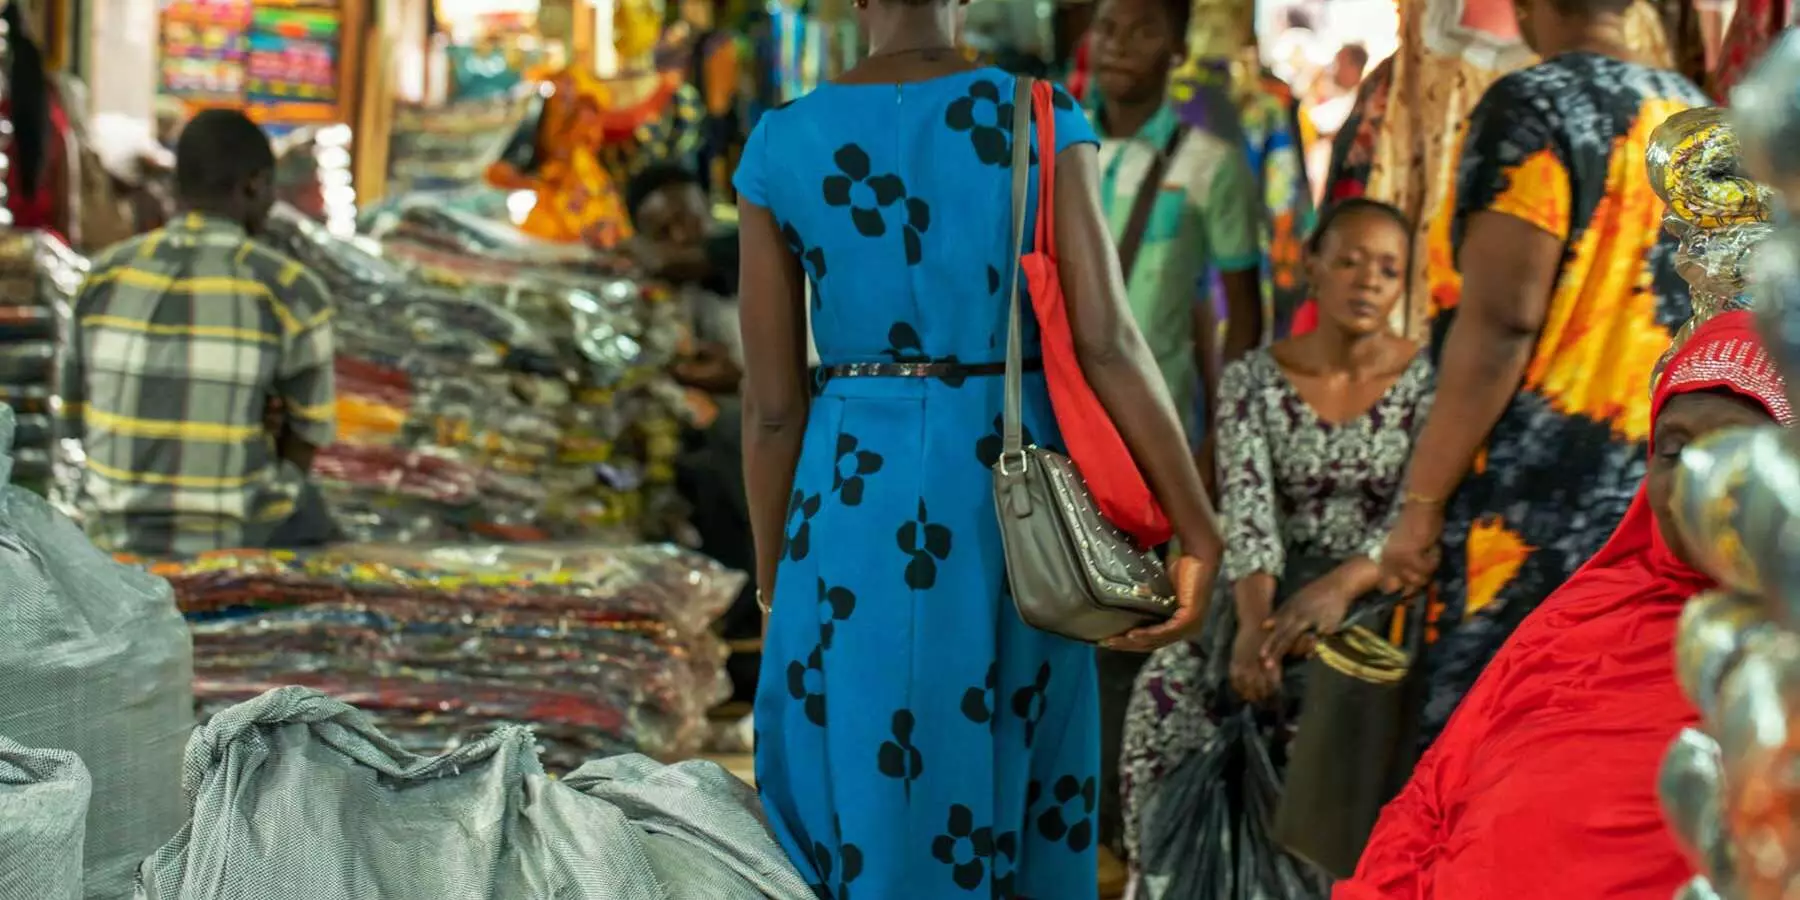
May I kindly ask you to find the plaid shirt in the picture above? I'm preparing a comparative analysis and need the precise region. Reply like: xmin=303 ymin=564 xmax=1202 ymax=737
xmin=60 ymin=213 xmax=336 ymax=555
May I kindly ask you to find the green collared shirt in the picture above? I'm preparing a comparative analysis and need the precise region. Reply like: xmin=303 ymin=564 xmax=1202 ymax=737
xmin=1088 ymin=96 xmax=1260 ymax=434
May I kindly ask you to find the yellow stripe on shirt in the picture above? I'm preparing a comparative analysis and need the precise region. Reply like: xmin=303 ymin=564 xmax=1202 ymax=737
xmin=79 ymin=314 xmax=281 ymax=345
xmin=83 ymin=406 xmax=266 ymax=442
xmin=86 ymin=456 xmax=265 ymax=488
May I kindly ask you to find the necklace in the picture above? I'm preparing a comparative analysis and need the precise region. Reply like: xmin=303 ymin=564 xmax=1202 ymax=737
xmin=866 ymin=45 xmax=958 ymax=62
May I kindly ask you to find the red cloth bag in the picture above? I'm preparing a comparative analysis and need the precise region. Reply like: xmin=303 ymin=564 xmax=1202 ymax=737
xmin=1016 ymin=81 xmax=1172 ymax=548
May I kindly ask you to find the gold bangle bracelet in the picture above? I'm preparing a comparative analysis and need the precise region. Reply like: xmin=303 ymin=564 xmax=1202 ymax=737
xmin=756 ymin=589 xmax=771 ymax=615
xmin=1403 ymin=491 xmax=1445 ymax=507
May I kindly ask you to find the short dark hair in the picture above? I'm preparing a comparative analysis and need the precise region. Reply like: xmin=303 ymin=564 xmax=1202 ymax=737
xmin=1340 ymin=43 xmax=1370 ymax=71
xmin=174 ymin=109 xmax=275 ymax=201
xmin=1162 ymin=0 xmax=1191 ymax=45
xmin=1306 ymin=198 xmax=1413 ymax=255
xmin=625 ymin=163 xmax=702 ymax=223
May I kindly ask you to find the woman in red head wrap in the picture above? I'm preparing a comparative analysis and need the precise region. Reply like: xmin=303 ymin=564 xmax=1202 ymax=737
xmin=1337 ymin=310 xmax=1794 ymax=900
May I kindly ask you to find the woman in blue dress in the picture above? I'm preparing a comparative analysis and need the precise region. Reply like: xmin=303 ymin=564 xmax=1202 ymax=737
xmin=733 ymin=0 xmax=1223 ymax=896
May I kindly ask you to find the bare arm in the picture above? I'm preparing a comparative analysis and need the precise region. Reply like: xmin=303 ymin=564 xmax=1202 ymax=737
xmin=1053 ymin=143 xmax=1221 ymax=557
xmin=736 ymin=198 xmax=810 ymax=602
xmin=1401 ymin=211 xmax=1561 ymax=502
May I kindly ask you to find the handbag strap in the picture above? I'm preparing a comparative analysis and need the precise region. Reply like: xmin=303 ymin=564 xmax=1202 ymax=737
xmin=1115 ymin=125 xmax=1184 ymax=284
xmin=1001 ymin=76 xmax=1034 ymax=465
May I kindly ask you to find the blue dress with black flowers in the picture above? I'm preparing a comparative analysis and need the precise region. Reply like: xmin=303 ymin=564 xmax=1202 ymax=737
xmin=734 ymin=69 xmax=1101 ymax=899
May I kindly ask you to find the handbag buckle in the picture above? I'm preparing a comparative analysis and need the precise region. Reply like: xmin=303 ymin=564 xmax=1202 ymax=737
xmin=997 ymin=450 xmax=1029 ymax=476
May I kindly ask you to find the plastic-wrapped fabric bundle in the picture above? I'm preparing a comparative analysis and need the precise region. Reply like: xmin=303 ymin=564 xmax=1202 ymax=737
xmin=139 ymin=687 xmax=815 ymax=900
xmin=134 ymin=542 xmax=738 ymax=763
xmin=0 ymin=404 xmax=195 ymax=898
xmin=0 ymin=231 xmax=86 ymax=495
xmin=0 ymin=736 xmax=90 ymax=900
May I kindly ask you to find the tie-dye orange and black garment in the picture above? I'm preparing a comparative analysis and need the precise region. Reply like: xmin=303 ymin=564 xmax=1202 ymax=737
xmin=1418 ymin=52 xmax=1708 ymax=745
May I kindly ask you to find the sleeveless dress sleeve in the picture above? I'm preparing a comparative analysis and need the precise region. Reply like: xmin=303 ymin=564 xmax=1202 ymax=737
xmin=733 ymin=113 xmax=773 ymax=208
xmin=1046 ymin=84 xmax=1098 ymax=154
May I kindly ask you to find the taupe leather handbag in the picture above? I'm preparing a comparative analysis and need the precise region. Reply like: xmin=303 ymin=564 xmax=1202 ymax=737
xmin=990 ymin=78 xmax=1176 ymax=644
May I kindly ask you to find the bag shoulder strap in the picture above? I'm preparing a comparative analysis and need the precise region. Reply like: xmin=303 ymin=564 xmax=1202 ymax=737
xmin=1116 ymin=125 xmax=1185 ymax=284
xmin=1000 ymin=76 xmax=1034 ymax=464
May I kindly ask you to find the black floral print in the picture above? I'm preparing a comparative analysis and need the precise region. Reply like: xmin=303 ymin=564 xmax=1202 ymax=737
xmin=823 ymin=144 xmax=906 ymax=237
xmin=786 ymin=646 xmax=828 ymax=726
xmin=944 ymin=79 xmax=1017 ymax=167
xmin=897 ymin=499 xmax=954 ymax=590
xmin=783 ymin=221 xmax=829 ymax=284
xmin=816 ymin=578 xmax=856 ymax=650
xmin=833 ymin=434 xmax=884 ymax=506
xmin=976 ymin=415 xmax=1035 ymax=469
xmin=1012 ymin=662 xmax=1052 ymax=747
xmin=785 ymin=491 xmax=824 ymax=561
xmin=883 ymin=323 xmax=967 ymax=386
xmin=1035 ymin=775 xmax=1096 ymax=852
xmin=931 ymin=804 xmax=997 ymax=890
xmin=876 ymin=709 xmax=925 ymax=793
xmin=960 ymin=662 xmax=998 ymax=728
xmin=809 ymin=839 xmax=864 ymax=900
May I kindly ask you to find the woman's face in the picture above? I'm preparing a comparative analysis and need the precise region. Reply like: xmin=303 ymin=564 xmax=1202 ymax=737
xmin=1306 ymin=210 xmax=1408 ymax=337
xmin=1648 ymin=390 xmax=1775 ymax=564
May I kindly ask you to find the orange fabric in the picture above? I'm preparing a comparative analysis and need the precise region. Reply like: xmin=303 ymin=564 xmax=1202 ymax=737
xmin=1338 ymin=311 xmax=1788 ymax=900
xmin=1019 ymin=81 xmax=1171 ymax=547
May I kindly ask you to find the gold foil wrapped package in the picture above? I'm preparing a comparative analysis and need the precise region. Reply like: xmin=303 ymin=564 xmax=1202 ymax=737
xmin=1714 ymin=632 xmax=1800 ymax=898
xmin=1678 ymin=590 xmax=1778 ymax=721
xmin=1648 ymin=108 xmax=1773 ymax=231
xmin=1659 ymin=727 xmax=1734 ymax=880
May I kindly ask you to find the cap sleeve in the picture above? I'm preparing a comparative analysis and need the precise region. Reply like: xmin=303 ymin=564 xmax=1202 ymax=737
xmin=1450 ymin=72 xmax=1571 ymax=253
xmin=732 ymin=114 xmax=773 ymax=208
xmin=1047 ymin=83 xmax=1098 ymax=153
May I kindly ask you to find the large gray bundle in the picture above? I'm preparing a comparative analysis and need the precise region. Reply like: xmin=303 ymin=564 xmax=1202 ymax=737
xmin=0 ymin=736 xmax=91 ymax=900
xmin=0 ymin=405 xmax=194 ymax=899
xmin=140 ymin=687 xmax=814 ymax=900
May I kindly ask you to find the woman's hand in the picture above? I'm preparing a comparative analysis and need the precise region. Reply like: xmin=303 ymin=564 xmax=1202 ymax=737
xmin=1259 ymin=560 xmax=1375 ymax=665
xmin=1230 ymin=623 xmax=1279 ymax=705
xmin=1104 ymin=551 xmax=1217 ymax=653
xmin=1378 ymin=501 xmax=1445 ymax=595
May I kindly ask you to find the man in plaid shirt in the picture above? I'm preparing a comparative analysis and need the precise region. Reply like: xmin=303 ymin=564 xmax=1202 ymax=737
xmin=60 ymin=109 xmax=337 ymax=555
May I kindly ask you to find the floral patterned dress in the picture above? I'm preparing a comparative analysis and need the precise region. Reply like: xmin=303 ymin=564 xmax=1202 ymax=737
xmin=1119 ymin=349 xmax=1434 ymax=870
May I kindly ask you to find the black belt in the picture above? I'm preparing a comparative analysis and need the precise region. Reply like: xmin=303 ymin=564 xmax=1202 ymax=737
xmin=817 ymin=358 xmax=1042 ymax=381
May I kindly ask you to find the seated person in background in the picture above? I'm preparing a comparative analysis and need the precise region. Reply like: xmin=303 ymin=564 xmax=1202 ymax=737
xmin=1121 ymin=199 xmax=1432 ymax=894
xmin=625 ymin=163 xmax=760 ymax=699
xmin=625 ymin=163 xmax=741 ymax=399
xmin=60 ymin=109 xmax=338 ymax=555
xmin=1338 ymin=310 xmax=1792 ymax=900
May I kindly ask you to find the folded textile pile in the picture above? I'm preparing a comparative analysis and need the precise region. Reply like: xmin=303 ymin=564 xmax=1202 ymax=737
xmin=0 ymin=736 xmax=90 ymax=900
xmin=0 ymin=404 xmax=195 ymax=899
xmin=0 ymin=232 xmax=84 ymax=497
xmin=130 ymin=542 xmax=737 ymax=766
xmin=257 ymin=204 xmax=690 ymax=543
xmin=139 ymin=687 xmax=815 ymax=900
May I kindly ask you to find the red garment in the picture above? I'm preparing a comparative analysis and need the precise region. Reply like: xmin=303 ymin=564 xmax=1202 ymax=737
xmin=1 ymin=93 xmax=68 ymax=239
xmin=1069 ymin=34 xmax=1091 ymax=103
xmin=1290 ymin=299 xmax=1319 ymax=336
xmin=1713 ymin=0 xmax=1791 ymax=103
xmin=1019 ymin=80 xmax=1172 ymax=547
xmin=1338 ymin=311 xmax=1792 ymax=900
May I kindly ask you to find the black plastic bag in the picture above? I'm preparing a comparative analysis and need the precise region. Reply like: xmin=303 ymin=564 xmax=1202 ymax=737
xmin=1138 ymin=709 xmax=1330 ymax=899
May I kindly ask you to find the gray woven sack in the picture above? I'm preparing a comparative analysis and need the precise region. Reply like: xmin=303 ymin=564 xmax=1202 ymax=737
xmin=0 ymin=404 xmax=194 ymax=899
xmin=0 ymin=735 xmax=91 ymax=900
xmin=140 ymin=686 xmax=814 ymax=900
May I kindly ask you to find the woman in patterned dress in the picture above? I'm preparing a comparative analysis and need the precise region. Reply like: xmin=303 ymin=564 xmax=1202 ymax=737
xmin=1120 ymin=199 xmax=1433 ymax=894
xmin=733 ymin=0 xmax=1222 ymax=895
xmin=1374 ymin=0 xmax=1710 ymax=747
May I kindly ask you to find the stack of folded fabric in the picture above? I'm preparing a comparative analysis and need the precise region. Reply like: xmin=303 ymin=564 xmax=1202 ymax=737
xmin=133 ymin=542 xmax=739 ymax=767
xmin=0 ymin=232 xmax=85 ymax=497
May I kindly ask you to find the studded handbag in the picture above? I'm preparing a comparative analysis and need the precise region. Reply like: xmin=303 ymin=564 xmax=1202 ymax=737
xmin=990 ymin=78 xmax=1175 ymax=644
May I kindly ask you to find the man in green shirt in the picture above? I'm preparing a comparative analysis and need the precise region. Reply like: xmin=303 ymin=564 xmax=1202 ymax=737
xmin=1086 ymin=0 xmax=1263 ymax=443
xmin=1082 ymin=0 xmax=1263 ymax=866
